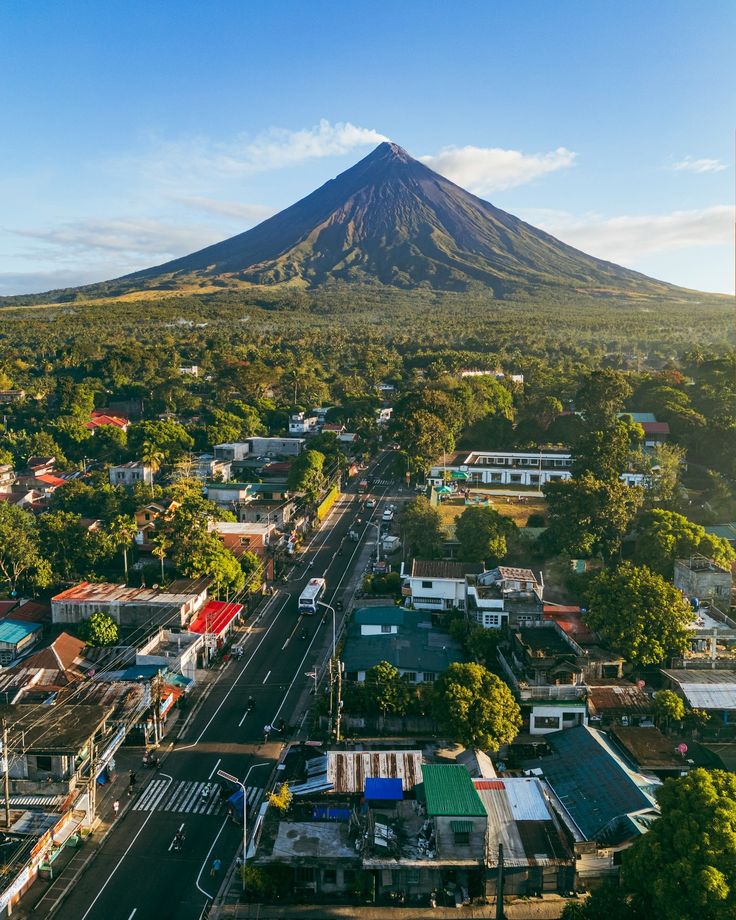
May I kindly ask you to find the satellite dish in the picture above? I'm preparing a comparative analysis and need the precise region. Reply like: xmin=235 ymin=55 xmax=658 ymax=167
xmin=637 ymin=679 xmax=646 ymax=689
xmin=677 ymin=743 xmax=688 ymax=755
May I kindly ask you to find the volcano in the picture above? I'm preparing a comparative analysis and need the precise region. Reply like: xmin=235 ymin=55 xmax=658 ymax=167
xmin=68 ymin=142 xmax=691 ymax=297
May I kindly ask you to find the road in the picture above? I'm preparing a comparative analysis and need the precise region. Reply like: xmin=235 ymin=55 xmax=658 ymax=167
xmin=53 ymin=452 xmax=397 ymax=920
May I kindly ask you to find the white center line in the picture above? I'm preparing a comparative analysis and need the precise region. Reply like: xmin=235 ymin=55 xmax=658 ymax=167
xmin=128 ymin=911 xmax=137 ymax=920
xmin=208 ymin=758 xmax=222 ymax=780
xmin=262 ymin=669 xmax=271 ymax=684
xmin=238 ymin=709 xmax=249 ymax=727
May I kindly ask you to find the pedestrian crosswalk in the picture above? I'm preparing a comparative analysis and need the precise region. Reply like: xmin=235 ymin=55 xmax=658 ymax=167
xmin=132 ymin=779 xmax=261 ymax=815
xmin=372 ymin=478 xmax=392 ymax=487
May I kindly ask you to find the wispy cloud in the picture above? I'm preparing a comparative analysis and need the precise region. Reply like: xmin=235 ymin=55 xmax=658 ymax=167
xmin=172 ymin=196 xmax=276 ymax=223
xmin=518 ymin=205 xmax=732 ymax=263
xmin=670 ymin=155 xmax=727 ymax=174
xmin=420 ymin=145 xmax=576 ymax=194
xmin=135 ymin=119 xmax=388 ymax=185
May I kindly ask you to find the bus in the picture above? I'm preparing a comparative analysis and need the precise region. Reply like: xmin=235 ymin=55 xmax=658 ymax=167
xmin=298 ymin=578 xmax=327 ymax=615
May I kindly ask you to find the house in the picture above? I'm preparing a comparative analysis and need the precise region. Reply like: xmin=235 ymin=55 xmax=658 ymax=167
xmin=428 ymin=449 xmax=572 ymax=490
xmin=134 ymin=498 xmax=181 ymax=550
xmin=466 ymin=567 xmax=544 ymax=629
xmin=321 ymin=422 xmax=346 ymax=435
xmin=0 ymin=463 xmax=15 ymax=490
xmin=619 ymin=412 xmax=670 ymax=448
xmin=25 ymin=456 xmax=57 ymax=476
xmin=178 ymin=364 xmax=200 ymax=376
xmin=187 ymin=453 xmax=231 ymax=483
xmin=205 ymin=481 xmax=256 ymax=509
xmin=543 ymin=605 xmax=625 ymax=682
xmin=0 ymin=388 xmax=26 ymax=403
xmin=404 ymin=559 xmax=484 ymax=611
xmin=661 ymin=668 xmax=736 ymax=725
xmin=609 ymin=726 xmax=689 ymax=779
xmin=213 ymin=442 xmax=252 ymax=463
xmin=0 ymin=633 xmax=87 ymax=702
xmin=376 ymin=407 xmax=393 ymax=425
xmin=109 ymin=461 xmax=154 ymax=488
xmin=0 ymin=487 xmax=43 ymax=509
xmin=0 ymin=620 xmax=43 ymax=665
xmin=246 ymin=437 xmax=305 ymax=457
xmin=674 ymin=554 xmax=733 ymax=603
xmin=523 ymin=725 xmax=660 ymax=881
xmin=289 ymin=412 xmax=319 ymax=435
xmin=85 ymin=411 xmax=129 ymax=433
xmin=237 ymin=498 xmax=297 ymax=529
xmin=135 ymin=627 xmax=203 ymax=683
xmin=51 ymin=581 xmax=208 ymax=628
xmin=208 ymin=520 xmax=276 ymax=580
xmin=586 ymin=681 xmax=654 ymax=727
xmin=342 ymin=608 xmax=464 ymax=683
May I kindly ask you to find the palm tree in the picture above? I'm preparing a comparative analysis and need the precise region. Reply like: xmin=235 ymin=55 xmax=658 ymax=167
xmin=140 ymin=440 xmax=165 ymax=497
xmin=108 ymin=515 xmax=137 ymax=583
xmin=151 ymin=536 xmax=167 ymax=585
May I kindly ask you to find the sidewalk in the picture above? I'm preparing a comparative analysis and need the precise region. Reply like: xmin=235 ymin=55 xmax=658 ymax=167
xmin=210 ymin=898 xmax=571 ymax=919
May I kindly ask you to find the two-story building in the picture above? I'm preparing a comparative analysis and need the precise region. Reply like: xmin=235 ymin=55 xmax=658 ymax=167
xmin=134 ymin=498 xmax=181 ymax=551
xmin=289 ymin=412 xmax=319 ymax=435
xmin=465 ymin=567 xmax=544 ymax=629
xmin=51 ymin=580 xmax=208 ymax=628
xmin=674 ymin=554 xmax=733 ymax=603
xmin=109 ymin=461 xmax=154 ymax=488
xmin=428 ymin=449 xmax=572 ymax=490
xmin=403 ymin=560 xmax=484 ymax=611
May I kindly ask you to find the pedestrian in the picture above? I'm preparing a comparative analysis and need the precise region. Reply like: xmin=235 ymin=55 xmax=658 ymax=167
xmin=210 ymin=857 xmax=222 ymax=877
xmin=113 ymin=800 xmax=120 ymax=818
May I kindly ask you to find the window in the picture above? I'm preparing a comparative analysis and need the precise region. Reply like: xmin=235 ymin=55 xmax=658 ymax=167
xmin=533 ymin=715 xmax=561 ymax=730
xmin=454 ymin=831 xmax=470 ymax=845
xmin=423 ymin=672 xmax=435 ymax=682
xmin=490 ymin=473 xmax=503 ymax=483
xmin=509 ymin=474 xmax=522 ymax=483
xmin=35 ymin=755 xmax=52 ymax=773
xmin=530 ymin=475 xmax=540 ymax=485
xmin=421 ymin=580 xmax=433 ymax=589
xmin=295 ymin=868 xmax=316 ymax=883
xmin=322 ymin=869 xmax=337 ymax=885
xmin=381 ymin=624 xmax=393 ymax=634
xmin=403 ymin=671 xmax=417 ymax=682
xmin=483 ymin=614 xmax=500 ymax=627
xmin=413 ymin=596 xmax=443 ymax=606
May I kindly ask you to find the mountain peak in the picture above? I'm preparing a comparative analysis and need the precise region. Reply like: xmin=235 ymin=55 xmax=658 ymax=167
xmin=369 ymin=140 xmax=413 ymax=164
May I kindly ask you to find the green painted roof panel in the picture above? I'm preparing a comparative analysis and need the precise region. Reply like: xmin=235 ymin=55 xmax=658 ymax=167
xmin=421 ymin=765 xmax=487 ymax=817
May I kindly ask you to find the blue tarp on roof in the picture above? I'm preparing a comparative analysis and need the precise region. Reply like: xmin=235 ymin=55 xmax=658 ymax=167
xmin=119 ymin=665 xmax=164 ymax=681
xmin=364 ymin=777 xmax=403 ymax=801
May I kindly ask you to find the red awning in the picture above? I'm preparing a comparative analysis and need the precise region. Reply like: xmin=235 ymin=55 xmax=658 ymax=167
xmin=188 ymin=600 xmax=243 ymax=636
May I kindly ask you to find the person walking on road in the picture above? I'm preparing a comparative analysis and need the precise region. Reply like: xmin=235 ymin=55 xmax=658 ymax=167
xmin=113 ymin=800 xmax=120 ymax=818
xmin=210 ymin=857 xmax=222 ymax=878
xmin=127 ymin=769 xmax=137 ymax=796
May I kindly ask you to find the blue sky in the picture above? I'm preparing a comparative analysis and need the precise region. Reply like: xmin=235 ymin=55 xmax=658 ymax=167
xmin=1 ymin=0 xmax=733 ymax=294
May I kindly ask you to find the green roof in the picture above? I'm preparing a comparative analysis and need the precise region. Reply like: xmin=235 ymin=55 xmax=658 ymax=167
xmin=421 ymin=765 xmax=487 ymax=817
xmin=705 ymin=524 xmax=736 ymax=542
xmin=618 ymin=412 xmax=656 ymax=423
xmin=450 ymin=820 xmax=474 ymax=833
xmin=353 ymin=607 xmax=406 ymax=627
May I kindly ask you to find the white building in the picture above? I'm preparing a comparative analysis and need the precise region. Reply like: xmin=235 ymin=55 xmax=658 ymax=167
xmin=403 ymin=560 xmax=485 ymax=611
xmin=109 ymin=461 xmax=154 ymax=488
xmin=289 ymin=412 xmax=319 ymax=435
xmin=214 ymin=442 xmax=251 ymax=463
xmin=428 ymin=449 xmax=572 ymax=489
xmin=466 ymin=567 xmax=544 ymax=629
xmin=247 ymin=437 xmax=305 ymax=457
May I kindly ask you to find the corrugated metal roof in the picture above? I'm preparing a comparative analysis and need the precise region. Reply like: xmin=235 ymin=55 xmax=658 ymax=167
xmin=0 ymin=619 xmax=42 ymax=644
xmin=421 ymin=764 xmax=487 ymax=817
xmin=327 ymin=750 xmax=423 ymax=793
xmin=450 ymin=820 xmax=474 ymax=833
xmin=662 ymin=669 xmax=736 ymax=709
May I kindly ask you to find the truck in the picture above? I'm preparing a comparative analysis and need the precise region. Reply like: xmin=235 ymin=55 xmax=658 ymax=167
xmin=358 ymin=478 xmax=369 ymax=493
xmin=381 ymin=535 xmax=401 ymax=554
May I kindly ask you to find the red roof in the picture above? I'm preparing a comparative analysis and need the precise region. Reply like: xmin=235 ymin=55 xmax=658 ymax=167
xmin=35 ymin=474 xmax=67 ymax=488
xmin=0 ymin=601 xmax=19 ymax=617
xmin=188 ymin=600 xmax=243 ymax=636
xmin=11 ymin=600 xmax=52 ymax=622
xmin=641 ymin=421 xmax=670 ymax=435
xmin=86 ymin=413 xmax=128 ymax=430
xmin=543 ymin=605 xmax=596 ymax=645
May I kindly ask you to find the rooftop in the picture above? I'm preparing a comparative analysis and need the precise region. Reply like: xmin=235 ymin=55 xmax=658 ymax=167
xmin=676 ymin=554 xmax=731 ymax=575
xmin=543 ymin=606 xmax=596 ymax=645
xmin=342 ymin=620 xmax=463 ymax=675
xmin=586 ymin=681 xmax=652 ymax=715
xmin=421 ymin=764 xmax=487 ymax=817
xmin=0 ymin=703 xmax=109 ymax=753
xmin=352 ymin=607 xmax=409 ymax=627
xmin=611 ymin=726 xmax=685 ymax=770
xmin=188 ymin=600 xmax=243 ymax=636
xmin=411 ymin=560 xmax=485 ymax=580
xmin=52 ymin=581 xmax=202 ymax=606
xmin=327 ymin=749 xmax=423 ymax=794
xmin=0 ymin=619 xmax=42 ymax=645
xmin=518 ymin=625 xmax=576 ymax=657
xmin=661 ymin=669 xmax=736 ymax=709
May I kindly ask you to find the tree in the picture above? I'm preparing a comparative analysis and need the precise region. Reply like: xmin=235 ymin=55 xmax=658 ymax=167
xmin=454 ymin=505 xmax=516 ymax=564
xmin=573 ymin=420 xmax=640 ymax=481
xmin=634 ymin=509 xmax=735 ymax=576
xmin=653 ymin=689 xmax=685 ymax=731
xmin=37 ymin=510 xmax=98 ymax=583
xmin=92 ymin=423 xmax=128 ymax=463
xmin=287 ymin=449 xmax=326 ymax=504
xmin=396 ymin=409 xmax=454 ymax=476
xmin=365 ymin=662 xmax=410 ymax=717
xmin=172 ymin=528 xmax=245 ymax=596
xmin=586 ymin=563 xmax=692 ymax=666
xmin=433 ymin=663 xmax=521 ymax=751
xmin=128 ymin=420 xmax=194 ymax=463
xmin=632 ymin=442 xmax=686 ymax=507
xmin=0 ymin=503 xmax=52 ymax=594
xmin=106 ymin=515 xmax=137 ymax=582
xmin=561 ymin=886 xmax=638 ymax=920
xmin=623 ymin=769 xmax=736 ymax=919
xmin=241 ymin=550 xmax=264 ymax=594
xmin=400 ymin=496 xmax=445 ymax=559
xmin=151 ymin=536 xmax=167 ymax=583
xmin=140 ymin=440 xmax=164 ymax=496
xmin=80 ymin=611 xmax=119 ymax=647
xmin=576 ymin=369 xmax=632 ymax=429
xmin=267 ymin=782 xmax=292 ymax=814
xmin=543 ymin=474 xmax=643 ymax=560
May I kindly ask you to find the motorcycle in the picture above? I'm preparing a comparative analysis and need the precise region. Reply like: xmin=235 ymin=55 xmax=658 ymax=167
xmin=247 ymin=697 xmax=255 ymax=712
xmin=142 ymin=751 xmax=159 ymax=769
xmin=200 ymin=783 xmax=211 ymax=804
xmin=173 ymin=832 xmax=185 ymax=852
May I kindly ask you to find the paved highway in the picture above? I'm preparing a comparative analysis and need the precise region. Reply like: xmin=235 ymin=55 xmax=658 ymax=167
xmin=54 ymin=452 xmax=397 ymax=920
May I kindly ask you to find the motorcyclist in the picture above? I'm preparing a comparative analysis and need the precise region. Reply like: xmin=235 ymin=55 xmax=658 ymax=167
xmin=173 ymin=830 xmax=184 ymax=851
xmin=247 ymin=695 xmax=255 ymax=711
xmin=201 ymin=783 xmax=211 ymax=802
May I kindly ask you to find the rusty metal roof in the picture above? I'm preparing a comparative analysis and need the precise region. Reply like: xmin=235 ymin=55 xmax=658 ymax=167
xmin=327 ymin=750 xmax=423 ymax=793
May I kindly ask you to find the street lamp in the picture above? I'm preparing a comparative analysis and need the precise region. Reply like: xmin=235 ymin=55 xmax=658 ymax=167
xmin=217 ymin=761 xmax=269 ymax=884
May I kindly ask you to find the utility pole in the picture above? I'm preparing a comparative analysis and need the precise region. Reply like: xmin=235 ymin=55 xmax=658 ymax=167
xmin=496 ymin=843 xmax=505 ymax=920
xmin=2 ymin=720 xmax=9 ymax=828
xmin=151 ymin=673 xmax=164 ymax=745
xmin=335 ymin=661 xmax=343 ymax=743
xmin=328 ymin=658 xmax=334 ymax=736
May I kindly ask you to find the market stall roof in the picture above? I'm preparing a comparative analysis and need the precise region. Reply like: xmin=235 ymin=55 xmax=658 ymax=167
xmin=188 ymin=600 xmax=243 ymax=636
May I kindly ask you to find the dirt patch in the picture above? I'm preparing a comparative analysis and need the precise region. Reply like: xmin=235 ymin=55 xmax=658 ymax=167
xmin=437 ymin=493 xmax=547 ymax=537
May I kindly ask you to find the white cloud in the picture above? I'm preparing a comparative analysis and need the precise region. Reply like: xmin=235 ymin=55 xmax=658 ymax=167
xmin=172 ymin=196 xmax=276 ymax=223
xmin=420 ymin=145 xmax=577 ymax=194
xmin=670 ymin=155 xmax=727 ymax=174
xmin=136 ymin=119 xmax=388 ymax=185
xmin=517 ymin=204 xmax=732 ymax=264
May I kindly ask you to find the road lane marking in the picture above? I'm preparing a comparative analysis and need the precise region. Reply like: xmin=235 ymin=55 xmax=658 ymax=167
xmin=238 ymin=709 xmax=249 ymax=727
xmin=262 ymin=670 xmax=271 ymax=684
xmin=168 ymin=821 xmax=186 ymax=851
xmin=127 ymin=911 xmax=137 ymax=920
xmin=80 ymin=773 xmax=173 ymax=920
xmin=208 ymin=758 xmax=221 ymax=780
xmin=176 ymin=596 xmax=289 ymax=750
xmin=195 ymin=816 xmax=230 ymax=900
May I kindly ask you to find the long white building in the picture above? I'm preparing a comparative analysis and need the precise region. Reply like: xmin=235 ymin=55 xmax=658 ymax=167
xmin=428 ymin=449 xmax=573 ymax=489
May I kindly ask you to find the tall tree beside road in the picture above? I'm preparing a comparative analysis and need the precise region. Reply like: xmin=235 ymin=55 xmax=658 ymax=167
xmin=287 ymin=449 xmax=327 ymax=505
xmin=586 ymin=563 xmax=692 ymax=666
xmin=634 ymin=509 xmax=735 ymax=576
xmin=433 ymin=662 xmax=521 ymax=751
xmin=454 ymin=505 xmax=516 ymax=565
xmin=0 ymin=503 xmax=52 ymax=595
xmin=106 ymin=514 xmax=137 ymax=582
xmin=396 ymin=409 xmax=454 ymax=476
xmin=365 ymin=661 xmax=410 ymax=717
xmin=623 ymin=769 xmax=736 ymax=920
xmin=543 ymin=474 xmax=643 ymax=560
xmin=576 ymin=369 xmax=633 ymax=429
xmin=573 ymin=419 xmax=642 ymax=481
xmin=400 ymin=496 xmax=446 ymax=560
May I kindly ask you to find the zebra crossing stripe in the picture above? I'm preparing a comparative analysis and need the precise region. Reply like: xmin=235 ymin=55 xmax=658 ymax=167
xmin=132 ymin=778 xmax=260 ymax=814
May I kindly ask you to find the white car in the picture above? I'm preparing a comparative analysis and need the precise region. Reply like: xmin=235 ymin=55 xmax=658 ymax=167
xmin=365 ymin=498 xmax=377 ymax=509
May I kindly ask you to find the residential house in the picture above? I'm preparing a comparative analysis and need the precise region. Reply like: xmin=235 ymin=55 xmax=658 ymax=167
xmin=618 ymin=412 xmax=670 ymax=448
xmin=609 ymin=726 xmax=689 ymax=779
xmin=674 ymin=554 xmax=733 ymax=603
xmin=135 ymin=627 xmax=203 ymax=683
xmin=178 ymin=364 xmax=200 ymax=376
xmin=206 ymin=481 xmax=256 ymax=509
xmin=543 ymin=605 xmax=625 ymax=682
xmin=376 ymin=407 xmax=393 ymax=425
xmin=246 ymin=437 xmax=305 ymax=457
xmin=134 ymin=498 xmax=181 ymax=551
xmin=0 ymin=463 xmax=15 ymax=490
xmin=289 ymin=412 xmax=319 ymax=435
xmin=466 ymin=567 xmax=544 ymax=629
xmin=208 ymin=520 xmax=277 ymax=580
xmin=109 ymin=461 xmax=154 ymax=488
xmin=523 ymin=725 xmax=660 ymax=881
xmin=342 ymin=607 xmax=464 ymax=683
xmin=51 ymin=580 xmax=208 ymax=628
xmin=213 ymin=442 xmax=252 ymax=463
xmin=237 ymin=498 xmax=296 ymax=529
xmin=0 ymin=388 xmax=26 ymax=403
xmin=428 ymin=449 xmax=572 ymax=490
xmin=85 ymin=411 xmax=129 ymax=433
xmin=661 ymin=668 xmax=736 ymax=726
xmin=404 ymin=559 xmax=485 ymax=611
xmin=586 ymin=681 xmax=654 ymax=728
xmin=0 ymin=633 xmax=86 ymax=702
xmin=0 ymin=620 xmax=43 ymax=666
xmin=188 ymin=453 xmax=232 ymax=482
xmin=0 ymin=487 xmax=43 ymax=509
xmin=25 ymin=456 xmax=57 ymax=477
